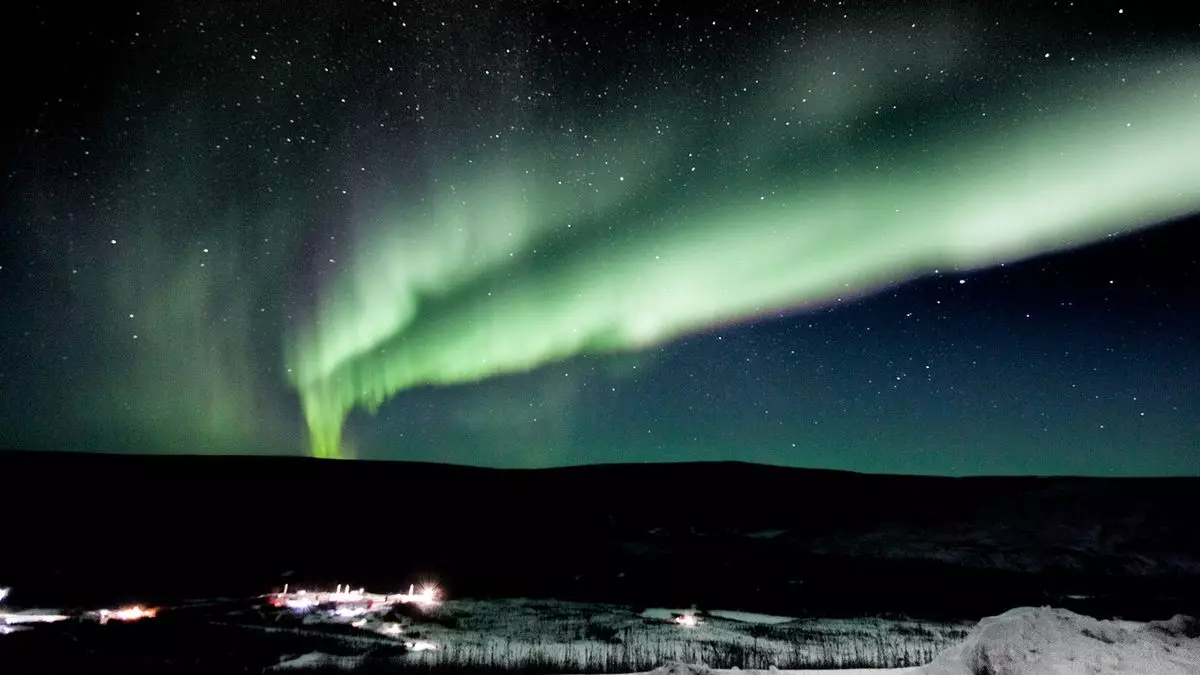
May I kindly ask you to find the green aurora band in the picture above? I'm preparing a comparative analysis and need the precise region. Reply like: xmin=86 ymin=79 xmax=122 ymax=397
xmin=287 ymin=58 xmax=1200 ymax=459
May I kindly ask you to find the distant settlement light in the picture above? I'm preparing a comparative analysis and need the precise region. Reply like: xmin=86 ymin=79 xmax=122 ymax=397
xmin=675 ymin=613 xmax=699 ymax=627
xmin=99 ymin=606 xmax=157 ymax=623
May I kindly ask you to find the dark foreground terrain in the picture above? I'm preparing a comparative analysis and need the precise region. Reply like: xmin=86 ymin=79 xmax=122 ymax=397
xmin=0 ymin=594 xmax=973 ymax=675
xmin=2 ymin=450 xmax=1198 ymax=619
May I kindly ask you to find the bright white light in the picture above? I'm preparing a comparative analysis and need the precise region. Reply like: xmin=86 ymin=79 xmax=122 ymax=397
xmin=674 ymin=613 xmax=698 ymax=627
xmin=406 ymin=640 xmax=437 ymax=651
xmin=380 ymin=622 xmax=403 ymax=635
xmin=329 ymin=586 xmax=364 ymax=603
xmin=0 ymin=588 xmax=8 ymax=604
xmin=389 ymin=582 xmax=441 ymax=607
xmin=285 ymin=597 xmax=315 ymax=610
xmin=3 ymin=612 xmax=69 ymax=625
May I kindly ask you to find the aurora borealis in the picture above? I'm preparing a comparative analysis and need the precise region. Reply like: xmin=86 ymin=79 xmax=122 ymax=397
xmin=2 ymin=1 xmax=1198 ymax=472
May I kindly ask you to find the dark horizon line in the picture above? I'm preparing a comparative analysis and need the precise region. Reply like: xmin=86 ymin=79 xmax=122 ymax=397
xmin=1 ymin=445 xmax=1194 ymax=481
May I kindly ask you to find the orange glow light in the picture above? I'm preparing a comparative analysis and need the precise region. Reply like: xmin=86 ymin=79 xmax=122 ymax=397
xmin=111 ymin=606 xmax=157 ymax=622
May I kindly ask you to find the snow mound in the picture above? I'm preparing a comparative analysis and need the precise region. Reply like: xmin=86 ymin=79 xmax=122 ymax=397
xmin=649 ymin=662 xmax=713 ymax=675
xmin=915 ymin=606 xmax=1200 ymax=675
xmin=642 ymin=608 xmax=694 ymax=621
xmin=272 ymin=652 xmax=363 ymax=670
xmin=1146 ymin=614 xmax=1200 ymax=639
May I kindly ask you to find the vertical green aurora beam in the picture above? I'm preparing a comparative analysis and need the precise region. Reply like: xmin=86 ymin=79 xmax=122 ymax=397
xmin=287 ymin=58 xmax=1200 ymax=459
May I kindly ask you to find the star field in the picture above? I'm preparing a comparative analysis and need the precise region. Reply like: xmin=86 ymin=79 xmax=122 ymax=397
xmin=0 ymin=0 xmax=1197 ymax=474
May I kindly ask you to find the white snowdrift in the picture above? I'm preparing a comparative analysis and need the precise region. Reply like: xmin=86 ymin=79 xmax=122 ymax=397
xmin=273 ymin=652 xmax=363 ymax=670
xmin=707 ymin=610 xmax=797 ymax=625
xmin=915 ymin=606 xmax=1200 ymax=675
xmin=643 ymin=663 xmax=913 ymax=675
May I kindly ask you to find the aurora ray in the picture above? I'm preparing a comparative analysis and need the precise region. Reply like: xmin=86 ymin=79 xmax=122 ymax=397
xmin=287 ymin=57 xmax=1200 ymax=459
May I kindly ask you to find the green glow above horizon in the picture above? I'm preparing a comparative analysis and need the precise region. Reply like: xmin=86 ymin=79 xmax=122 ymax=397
xmin=286 ymin=58 xmax=1200 ymax=459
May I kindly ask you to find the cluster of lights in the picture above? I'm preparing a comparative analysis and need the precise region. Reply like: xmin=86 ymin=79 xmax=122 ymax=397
xmin=2 ymin=580 xmax=441 ymax=641
xmin=264 ymin=582 xmax=441 ymax=646
xmin=329 ymin=584 xmax=367 ymax=602
xmin=284 ymin=596 xmax=315 ymax=610
xmin=269 ymin=582 xmax=441 ymax=613
xmin=674 ymin=613 xmax=699 ymax=627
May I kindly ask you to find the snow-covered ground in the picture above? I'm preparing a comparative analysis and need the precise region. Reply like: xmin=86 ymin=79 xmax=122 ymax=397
xmin=553 ymin=608 xmax=1200 ymax=675
xmin=269 ymin=654 xmax=919 ymax=673
xmin=558 ymin=663 xmax=913 ymax=675
xmin=274 ymin=652 xmax=365 ymax=670
xmin=259 ymin=597 xmax=967 ymax=671
xmin=259 ymin=603 xmax=1200 ymax=673
xmin=5 ymin=585 xmax=1194 ymax=674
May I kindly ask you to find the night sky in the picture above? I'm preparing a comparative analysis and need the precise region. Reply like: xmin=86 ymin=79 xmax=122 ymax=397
xmin=2 ymin=0 xmax=1198 ymax=474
